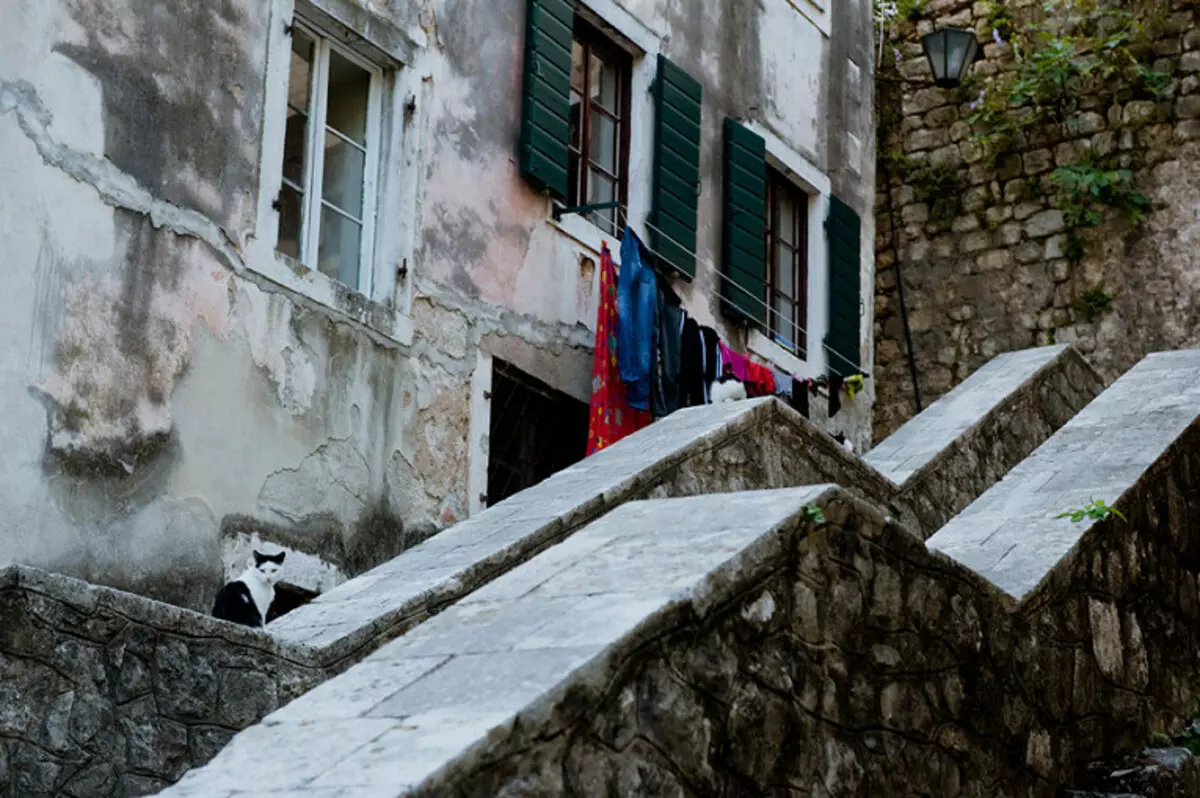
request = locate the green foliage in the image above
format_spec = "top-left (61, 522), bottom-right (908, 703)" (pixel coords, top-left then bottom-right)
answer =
top-left (1056, 498), bottom-right (1126, 524)
top-left (1049, 163), bottom-right (1152, 228)
top-left (800, 504), bottom-right (826, 525)
top-left (1072, 286), bottom-right (1114, 322)
top-left (873, 0), bottom-right (925, 24)
top-left (1179, 722), bottom-right (1200, 756)
top-left (983, 1), bottom-right (1015, 39)
top-left (909, 162), bottom-right (965, 222)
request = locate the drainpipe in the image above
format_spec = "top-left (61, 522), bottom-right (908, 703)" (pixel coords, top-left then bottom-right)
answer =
top-left (880, 157), bottom-right (923, 414)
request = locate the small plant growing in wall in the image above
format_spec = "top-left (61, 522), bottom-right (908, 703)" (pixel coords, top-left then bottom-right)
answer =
top-left (1049, 163), bottom-right (1153, 228)
top-left (1055, 498), bottom-right (1125, 523)
top-left (909, 162), bottom-right (965, 223)
top-left (800, 504), bottom-right (826, 525)
top-left (1072, 286), bottom-right (1114, 322)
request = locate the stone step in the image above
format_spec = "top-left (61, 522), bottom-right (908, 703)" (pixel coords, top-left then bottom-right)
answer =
top-left (268, 344), bottom-right (1095, 673)
top-left (926, 349), bottom-right (1200, 599)
top-left (155, 382), bottom-right (1200, 798)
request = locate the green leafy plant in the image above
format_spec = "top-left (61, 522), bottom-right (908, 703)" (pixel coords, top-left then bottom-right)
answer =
top-left (1056, 498), bottom-right (1126, 523)
top-left (896, 0), bottom-right (925, 21)
top-left (1049, 163), bottom-right (1152, 228)
top-left (1073, 286), bottom-right (1114, 322)
top-left (800, 504), bottom-right (826, 525)
top-left (984, 1), bottom-right (1015, 39)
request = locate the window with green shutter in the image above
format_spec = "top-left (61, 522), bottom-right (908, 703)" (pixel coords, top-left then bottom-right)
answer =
top-left (519, 0), bottom-right (576, 199)
top-left (825, 195), bottom-right (862, 379)
top-left (649, 55), bottom-right (702, 280)
top-left (721, 118), bottom-right (767, 329)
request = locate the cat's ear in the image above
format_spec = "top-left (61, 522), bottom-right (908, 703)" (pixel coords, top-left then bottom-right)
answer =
top-left (252, 550), bottom-right (267, 567)
top-left (268, 551), bottom-right (286, 565)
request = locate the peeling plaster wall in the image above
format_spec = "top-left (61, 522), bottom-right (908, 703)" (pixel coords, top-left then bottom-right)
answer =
top-left (0, 0), bottom-right (874, 610)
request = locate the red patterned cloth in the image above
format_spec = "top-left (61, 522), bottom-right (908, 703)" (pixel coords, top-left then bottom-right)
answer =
top-left (587, 243), bottom-right (651, 456)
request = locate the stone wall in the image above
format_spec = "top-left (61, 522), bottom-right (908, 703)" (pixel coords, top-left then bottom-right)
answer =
top-left (0, 566), bottom-right (322, 797)
top-left (873, 0), bottom-right (1200, 440)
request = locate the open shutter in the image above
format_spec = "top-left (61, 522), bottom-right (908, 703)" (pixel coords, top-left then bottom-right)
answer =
top-left (825, 195), bottom-right (862, 379)
top-left (649, 55), bottom-right (702, 280)
top-left (721, 119), bottom-right (767, 329)
top-left (519, 0), bottom-right (575, 199)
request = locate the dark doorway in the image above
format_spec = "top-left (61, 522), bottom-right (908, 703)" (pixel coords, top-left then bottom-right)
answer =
top-left (486, 360), bottom-right (589, 507)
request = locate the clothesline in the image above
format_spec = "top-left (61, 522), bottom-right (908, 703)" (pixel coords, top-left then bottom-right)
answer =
top-left (637, 217), bottom-right (871, 380)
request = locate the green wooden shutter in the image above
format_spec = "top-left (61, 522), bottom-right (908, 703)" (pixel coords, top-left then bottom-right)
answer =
top-left (519, 0), bottom-right (575, 199)
top-left (649, 55), bottom-right (702, 280)
top-left (721, 118), bottom-right (767, 329)
top-left (825, 195), bottom-right (862, 379)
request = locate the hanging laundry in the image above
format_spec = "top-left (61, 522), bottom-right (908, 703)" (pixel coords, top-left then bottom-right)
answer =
top-left (845, 374), bottom-right (865, 401)
top-left (791, 379), bottom-right (810, 419)
top-left (678, 316), bottom-right (706, 408)
top-left (587, 242), bottom-right (651, 456)
top-left (828, 375), bottom-right (844, 417)
top-left (719, 342), bottom-right (749, 382)
top-left (617, 228), bottom-right (656, 411)
top-left (651, 283), bottom-right (684, 419)
top-left (701, 326), bottom-right (720, 402)
top-left (743, 361), bottom-right (776, 398)
top-left (773, 371), bottom-right (793, 399)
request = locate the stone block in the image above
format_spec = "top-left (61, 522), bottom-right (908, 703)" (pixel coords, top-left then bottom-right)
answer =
top-left (1026, 210), bottom-right (1066, 238)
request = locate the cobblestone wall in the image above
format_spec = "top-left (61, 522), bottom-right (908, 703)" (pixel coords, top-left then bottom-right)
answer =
top-left (873, 0), bottom-right (1200, 439)
top-left (0, 567), bottom-right (322, 797)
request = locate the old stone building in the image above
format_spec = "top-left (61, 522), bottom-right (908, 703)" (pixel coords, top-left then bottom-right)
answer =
top-left (873, 0), bottom-right (1200, 439)
top-left (0, 0), bottom-right (876, 609)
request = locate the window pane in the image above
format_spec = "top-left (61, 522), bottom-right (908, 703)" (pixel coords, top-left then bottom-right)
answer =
top-left (777, 190), bottom-right (796, 246)
top-left (590, 53), bottom-right (618, 113)
top-left (776, 242), bottom-right (794, 298)
top-left (283, 111), bottom-right (308, 187)
top-left (587, 170), bottom-right (616, 233)
top-left (774, 297), bottom-right (795, 346)
top-left (322, 131), bottom-right (365, 219)
top-left (277, 184), bottom-right (304, 259)
top-left (318, 208), bottom-right (363, 288)
top-left (288, 31), bottom-right (315, 112)
top-left (571, 39), bottom-right (585, 91)
top-left (589, 113), bottom-right (617, 174)
top-left (569, 90), bottom-right (583, 151)
top-left (325, 49), bottom-right (370, 145)
top-left (568, 151), bottom-right (582, 207)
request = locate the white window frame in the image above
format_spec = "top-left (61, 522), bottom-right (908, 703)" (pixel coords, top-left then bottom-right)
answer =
top-left (283, 19), bottom-right (385, 297)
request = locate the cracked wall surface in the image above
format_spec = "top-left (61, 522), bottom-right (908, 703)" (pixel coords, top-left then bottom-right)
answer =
top-left (0, 0), bottom-right (874, 611)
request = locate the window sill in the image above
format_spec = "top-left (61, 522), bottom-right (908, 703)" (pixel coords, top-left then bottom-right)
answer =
top-left (748, 329), bottom-right (816, 380)
top-left (551, 212), bottom-right (623, 264)
top-left (246, 250), bottom-right (413, 347)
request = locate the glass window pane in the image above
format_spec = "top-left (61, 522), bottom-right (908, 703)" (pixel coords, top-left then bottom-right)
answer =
top-left (569, 90), bottom-right (583, 151)
top-left (289, 31), bottom-right (315, 112)
top-left (776, 242), bottom-right (794, 298)
top-left (571, 39), bottom-right (585, 91)
top-left (774, 297), bottom-right (795, 346)
top-left (276, 184), bottom-right (304, 259)
top-left (325, 49), bottom-right (370, 145)
top-left (322, 131), bottom-right (365, 219)
top-left (589, 113), bottom-right (617, 174)
top-left (283, 110), bottom-right (308, 187)
top-left (590, 53), bottom-right (618, 112)
top-left (587, 170), bottom-right (616, 234)
top-left (318, 208), bottom-right (363, 288)
top-left (777, 190), bottom-right (796, 246)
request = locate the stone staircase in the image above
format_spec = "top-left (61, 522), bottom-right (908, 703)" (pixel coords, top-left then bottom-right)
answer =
top-left (0, 343), bottom-right (1134, 796)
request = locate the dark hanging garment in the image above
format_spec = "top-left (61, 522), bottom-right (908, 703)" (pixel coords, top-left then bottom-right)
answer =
top-left (791, 383), bottom-right (810, 418)
top-left (678, 316), bottom-right (705, 408)
top-left (651, 283), bottom-right (684, 420)
top-left (700, 326), bottom-right (720, 401)
top-left (828, 375), bottom-right (844, 417)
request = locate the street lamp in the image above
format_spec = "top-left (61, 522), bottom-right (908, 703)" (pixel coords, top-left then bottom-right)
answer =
top-left (921, 28), bottom-right (981, 88)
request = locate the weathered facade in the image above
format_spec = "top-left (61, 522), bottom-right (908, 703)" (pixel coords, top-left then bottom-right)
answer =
top-left (873, 0), bottom-right (1200, 440)
top-left (0, 0), bottom-right (875, 609)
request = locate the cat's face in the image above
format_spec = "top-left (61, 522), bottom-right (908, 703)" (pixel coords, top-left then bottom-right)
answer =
top-left (252, 550), bottom-right (286, 586)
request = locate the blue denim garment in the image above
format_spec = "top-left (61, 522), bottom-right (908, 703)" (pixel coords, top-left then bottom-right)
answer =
top-left (617, 227), bottom-right (657, 411)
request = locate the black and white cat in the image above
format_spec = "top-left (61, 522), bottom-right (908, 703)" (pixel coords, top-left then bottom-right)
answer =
top-left (212, 550), bottom-right (286, 628)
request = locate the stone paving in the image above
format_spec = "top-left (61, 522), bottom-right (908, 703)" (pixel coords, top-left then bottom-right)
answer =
top-left (927, 349), bottom-right (1200, 599)
top-left (156, 487), bottom-right (832, 797)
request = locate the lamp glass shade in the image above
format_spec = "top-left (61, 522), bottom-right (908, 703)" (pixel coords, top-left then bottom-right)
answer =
top-left (921, 28), bottom-right (979, 88)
